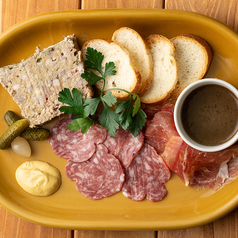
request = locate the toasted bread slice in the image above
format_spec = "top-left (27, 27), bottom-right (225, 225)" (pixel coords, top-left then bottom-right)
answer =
top-left (170, 34), bottom-right (213, 99)
top-left (140, 34), bottom-right (178, 104)
top-left (81, 39), bottom-right (141, 100)
top-left (112, 27), bottom-right (153, 96)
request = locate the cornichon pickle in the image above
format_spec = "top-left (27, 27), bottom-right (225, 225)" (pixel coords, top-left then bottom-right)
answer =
top-left (4, 110), bottom-right (50, 141)
top-left (21, 128), bottom-right (50, 141)
top-left (4, 110), bottom-right (21, 127)
top-left (0, 119), bottom-right (29, 149)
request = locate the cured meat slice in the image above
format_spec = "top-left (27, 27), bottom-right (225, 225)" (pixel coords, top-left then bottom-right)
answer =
top-left (65, 144), bottom-right (125, 200)
top-left (141, 102), bottom-right (163, 120)
top-left (103, 126), bottom-right (144, 167)
top-left (145, 102), bottom-right (179, 155)
top-left (162, 136), bottom-right (238, 190)
top-left (225, 157), bottom-right (238, 185)
top-left (122, 143), bottom-right (171, 202)
top-left (49, 117), bottom-right (107, 162)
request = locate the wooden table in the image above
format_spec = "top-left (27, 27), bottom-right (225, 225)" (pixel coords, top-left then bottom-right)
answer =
top-left (0, 0), bottom-right (237, 237)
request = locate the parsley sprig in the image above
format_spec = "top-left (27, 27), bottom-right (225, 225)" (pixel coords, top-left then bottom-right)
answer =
top-left (58, 47), bottom-right (146, 137)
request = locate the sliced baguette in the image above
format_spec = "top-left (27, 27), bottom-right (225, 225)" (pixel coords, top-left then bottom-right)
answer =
top-left (81, 39), bottom-right (141, 99)
top-left (140, 34), bottom-right (178, 104)
top-left (170, 34), bottom-right (213, 99)
top-left (112, 27), bottom-right (153, 96)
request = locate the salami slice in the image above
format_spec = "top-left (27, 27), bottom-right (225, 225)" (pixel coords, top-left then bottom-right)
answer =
top-left (65, 144), bottom-right (125, 200)
top-left (122, 143), bottom-right (171, 202)
top-left (49, 118), bottom-right (107, 162)
top-left (103, 126), bottom-right (144, 167)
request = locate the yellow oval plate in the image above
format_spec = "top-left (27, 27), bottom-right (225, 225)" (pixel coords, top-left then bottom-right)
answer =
top-left (0, 9), bottom-right (238, 230)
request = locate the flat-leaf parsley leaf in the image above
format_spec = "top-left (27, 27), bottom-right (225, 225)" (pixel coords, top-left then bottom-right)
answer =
top-left (83, 97), bottom-right (101, 118)
top-left (58, 88), bottom-right (84, 116)
top-left (99, 102), bottom-right (119, 137)
top-left (58, 47), bottom-right (146, 137)
top-left (68, 116), bottom-right (94, 133)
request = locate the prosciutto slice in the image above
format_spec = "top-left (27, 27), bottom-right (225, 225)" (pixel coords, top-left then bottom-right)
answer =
top-left (162, 136), bottom-right (238, 190)
top-left (65, 144), bottom-right (125, 200)
top-left (103, 126), bottom-right (144, 167)
top-left (141, 102), bottom-right (163, 120)
top-left (49, 118), bottom-right (107, 162)
top-left (145, 102), bottom-right (179, 155)
top-left (122, 143), bottom-right (171, 202)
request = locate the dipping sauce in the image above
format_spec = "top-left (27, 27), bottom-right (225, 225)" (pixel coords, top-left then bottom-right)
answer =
top-left (181, 84), bottom-right (238, 146)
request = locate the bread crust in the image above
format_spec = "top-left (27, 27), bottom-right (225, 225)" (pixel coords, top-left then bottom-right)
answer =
top-left (139, 37), bottom-right (153, 96)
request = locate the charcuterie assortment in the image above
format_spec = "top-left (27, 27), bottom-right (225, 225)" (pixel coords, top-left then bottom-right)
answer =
top-left (1, 25), bottom-right (238, 202)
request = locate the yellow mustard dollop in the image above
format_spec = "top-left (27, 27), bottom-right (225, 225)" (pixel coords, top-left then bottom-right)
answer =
top-left (16, 161), bottom-right (61, 196)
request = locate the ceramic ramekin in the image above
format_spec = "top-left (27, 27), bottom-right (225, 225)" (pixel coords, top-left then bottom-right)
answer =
top-left (174, 78), bottom-right (238, 152)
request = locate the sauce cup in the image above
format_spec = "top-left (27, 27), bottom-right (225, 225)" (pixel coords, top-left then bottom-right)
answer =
top-left (174, 78), bottom-right (238, 152)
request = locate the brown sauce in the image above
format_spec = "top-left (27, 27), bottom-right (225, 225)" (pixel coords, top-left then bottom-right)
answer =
top-left (181, 84), bottom-right (238, 146)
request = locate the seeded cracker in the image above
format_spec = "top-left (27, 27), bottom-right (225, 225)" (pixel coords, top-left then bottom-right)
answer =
top-left (0, 35), bottom-right (93, 127)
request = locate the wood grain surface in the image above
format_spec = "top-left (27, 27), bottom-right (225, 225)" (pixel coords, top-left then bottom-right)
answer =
top-left (0, 0), bottom-right (237, 238)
